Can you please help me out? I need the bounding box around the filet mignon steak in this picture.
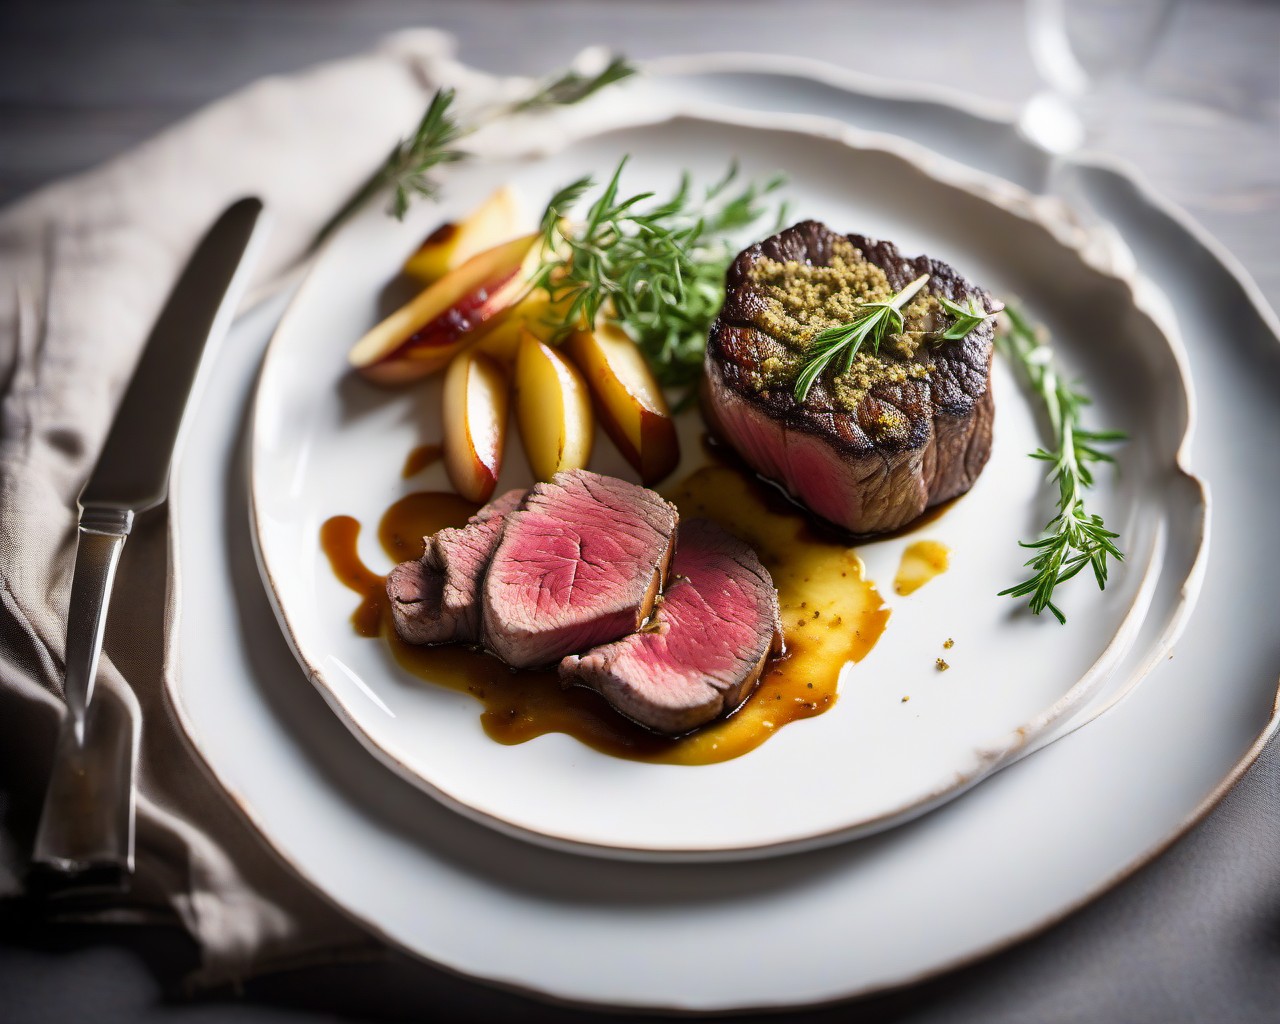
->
[560,519,783,736]
[704,220,996,535]
[387,488,524,645]
[483,469,679,669]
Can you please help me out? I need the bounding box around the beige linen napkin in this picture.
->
[0,28,532,986]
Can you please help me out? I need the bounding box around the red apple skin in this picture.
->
[359,272,520,386]
[349,233,537,383]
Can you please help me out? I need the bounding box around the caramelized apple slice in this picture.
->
[442,350,510,503]
[475,290,570,364]
[473,220,581,365]
[514,327,593,481]
[564,321,680,484]
[403,186,522,283]
[349,233,538,385]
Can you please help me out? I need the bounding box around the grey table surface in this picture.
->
[1,1,1278,1021]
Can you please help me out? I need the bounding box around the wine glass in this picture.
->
[1020,0,1179,153]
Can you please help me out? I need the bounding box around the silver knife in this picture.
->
[33,197,268,883]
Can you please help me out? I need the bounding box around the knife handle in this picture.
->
[63,507,134,743]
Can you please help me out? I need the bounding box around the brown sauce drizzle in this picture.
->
[320,465,890,766]
[401,443,443,479]
[894,540,951,596]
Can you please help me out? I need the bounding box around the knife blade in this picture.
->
[33,197,268,879]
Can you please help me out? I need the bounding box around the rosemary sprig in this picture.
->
[382,88,468,220]
[511,56,637,112]
[938,294,1004,340]
[791,274,931,403]
[531,157,787,387]
[312,56,637,245]
[997,304,1126,624]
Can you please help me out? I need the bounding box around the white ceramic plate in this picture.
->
[167,54,1280,1013]
[249,110,1204,860]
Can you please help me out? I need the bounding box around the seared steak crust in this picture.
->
[387,489,524,645]
[705,220,996,535]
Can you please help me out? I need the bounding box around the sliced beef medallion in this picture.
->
[387,488,524,645]
[704,220,997,536]
[483,469,679,669]
[560,519,783,736]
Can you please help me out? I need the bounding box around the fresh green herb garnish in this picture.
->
[511,56,637,113]
[997,304,1125,623]
[791,274,930,404]
[380,89,469,221]
[314,57,638,245]
[938,294,1003,340]
[532,157,787,387]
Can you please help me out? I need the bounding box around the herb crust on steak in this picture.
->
[703,220,997,535]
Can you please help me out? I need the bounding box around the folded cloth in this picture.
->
[0,28,527,986]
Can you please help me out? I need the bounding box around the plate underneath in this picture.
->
[168,54,1279,1011]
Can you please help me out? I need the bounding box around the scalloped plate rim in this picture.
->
[246,106,1208,860]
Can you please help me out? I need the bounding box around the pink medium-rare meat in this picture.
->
[482,469,679,669]
[703,220,996,535]
[559,519,783,736]
[387,489,524,645]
